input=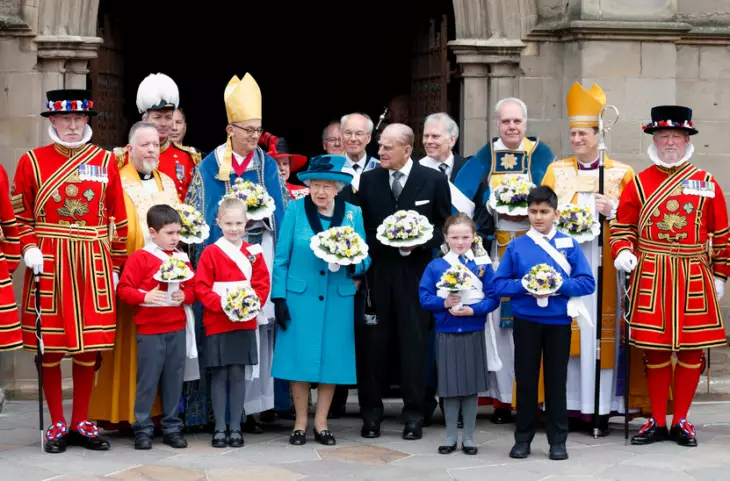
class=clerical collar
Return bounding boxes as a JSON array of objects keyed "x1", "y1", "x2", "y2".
[
  {"x1": 138, "y1": 170, "x2": 153, "y2": 181},
  {"x1": 577, "y1": 158, "x2": 599, "y2": 170}
]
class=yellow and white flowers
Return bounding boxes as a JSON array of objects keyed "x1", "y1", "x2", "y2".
[
  {"x1": 156, "y1": 257, "x2": 193, "y2": 282},
  {"x1": 521, "y1": 263, "x2": 563, "y2": 307},
  {"x1": 489, "y1": 175, "x2": 535, "y2": 216},
  {"x1": 310, "y1": 226, "x2": 369, "y2": 271},
  {"x1": 175, "y1": 203, "x2": 210, "y2": 244},
  {"x1": 376, "y1": 210, "x2": 434, "y2": 252},
  {"x1": 221, "y1": 178, "x2": 276, "y2": 221},
  {"x1": 222, "y1": 285, "x2": 261, "y2": 322},
  {"x1": 556, "y1": 204, "x2": 601, "y2": 243}
]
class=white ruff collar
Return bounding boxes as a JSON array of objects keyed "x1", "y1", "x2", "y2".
[
  {"x1": 648, "y1": 143, "x2": 694, "y2": 169},
  {"x1": 48, "y1": 124, "x2": 93, "y2": 149}
]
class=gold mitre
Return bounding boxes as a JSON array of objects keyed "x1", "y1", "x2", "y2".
[
  {"x1": 224, "y1": 73, "x2": 261, "y2": 124},
  {"x1": 566, "y1": 82, "x2": 606, "y2": 128}
]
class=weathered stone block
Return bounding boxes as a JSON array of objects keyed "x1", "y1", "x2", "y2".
[
  {"x1": 677, "y1": 45, "x2": 700, "y2": 80},
  {"x1": 518, "y1": 77, "x2": 544, "y2": 119},
  {"x1": 562, "y1": 42, "x2": 583, "y2": 80},
  {"x1": 678, "y1": 0, "x2": 730, "y2": 26},
  {"x1": 543, "y1": 78, "x2": 563, "y2": 120},
  {"x1": 7, "y1": 72, "x2": 40, "y2": 117},
  {"x1": 699, "y1": 46, "x2": 730, "y2": 81},
  {"x1": 581, "y1": 41, "x2": 641, "y2": 78},
  {"x1": 520, "y1": 42, "x2": 563, "y2": 78},
  {"x1": 527, "y1": 119, "x2": 563, "y2": 157},
  {"x1": 581, "y1": 0, "x2": 677, "y2": 22},
  {"x1": 462, "y1": 119, "x2": 489, "y2": 157},
  {"x1": 691, "y1": 121, "x2": 730, "y2": 155},
  {"x1": 0, "y1": 37, "x2": 36, "y2": 73},
  {"x1": 573, "y1": 77, "x2": 627, "y2": 111},
  {"x1": 690, "y1": 153, "x2": 730, "y2": 192},
  {"x1": 623, "y1": 78, "x2": 676, "y2": 121},
  {"x1": 0, "y1": 116, "x2": 36, "y2": 148},
  {"x1": 677, "y1": 79, "x2": 730, "y2": 122},
  {"x1": 607, "y1": 120, "x2": 644, "y2": 156},
  {"x1": 641, "y1": 42, "x2": 677, "y2": 79}
]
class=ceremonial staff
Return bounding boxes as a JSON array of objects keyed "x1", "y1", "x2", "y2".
[
  {"x1": 593, "y1": 104, "x2": 619, "y2": 438},
  {"x1": 34, "y1": 274, "x2": 45, "y2": 453},
  {"x1": 617, "y1": 270, "x2": 631, "y2": 444}
]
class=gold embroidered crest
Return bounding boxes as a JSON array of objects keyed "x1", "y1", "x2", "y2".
[
  {"x1": 666, "y1": 199, "x2": 679, "y2": 212},
  {"x1": 682, "y1": 202, "x2": 695, "y2": 215},
  {"x1": 83, "y1": 188, "x2": 95, "y2": 201},
  {"x1": 51, "y1": 189, "x2": 62, "y2": 203},
  {"x1": 65, "y1": 185, "x2": 79, "y2": 198},
  {"x1": 500, "y1": 154, "x2": 518, "y2": 170},
  {"x1": 57, "y1": 198, "x2": 89, "y2": 220},
  {"x1": 657, "y1": 213, "x2": 688, "y2": 232},
  {"x1": 652, "y1": 208, "x2": 661, "y2": 218}
]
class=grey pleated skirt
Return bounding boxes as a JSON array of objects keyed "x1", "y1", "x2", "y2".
[
  {"x1": 436, "y1": 330, "x2": 489, "y2": 398},
  {"x1": 203, "y1": 329, "x2": 258, "y2": 368}
]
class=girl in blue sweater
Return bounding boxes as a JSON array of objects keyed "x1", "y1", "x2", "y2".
[{"x1": 419, "y1": 213, "x2": 499, "y2": 455}]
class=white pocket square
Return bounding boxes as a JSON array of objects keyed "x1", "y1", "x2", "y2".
[{"x1": 415, "y1": 200, "x2": 430, "y2": 206}]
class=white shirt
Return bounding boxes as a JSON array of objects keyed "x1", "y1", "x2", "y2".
[
  {"x1": 419, "y1": 153, "x2": 454, "y2": 177},
  {"x1": 493, "y1": 138, "x2": 526, "y2": 152},
  {"x1": 528, "y1": 226, "x2": 557, "y2": 241},
  {"x1": 390, "y1": 157, "x2": 413, "y2": 190},
  {"x1": 345, "y1": 152, "x2": 369, "y2": 186}
]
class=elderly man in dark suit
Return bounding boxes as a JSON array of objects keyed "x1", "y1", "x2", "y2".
[{"x1": 355, "y1": 123, "x2": 451, "y2": 440}]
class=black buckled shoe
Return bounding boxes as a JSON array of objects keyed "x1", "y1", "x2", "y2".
[
  {"x1": 631, "y1": 418, "x2": 669, "y2": 445},
  {"x1": 44, "y1": 421, "x2": 68, "y2": 454},
  {"x1": 313, "y1": 428, "x2": 336, "y2": 446},
  {"x1": 289, "y1": 429, "x2": 306, "y2": 445},
  {"x1": 549, "y1": 443, "x2": 568, "y2": 460},
  {"x1": 461, "y1": 443, "x2": 478, "y2": 455},
  {"x1": 228, "y1": 429, "x2": 244, "y2": 448},
  {"x1": 211, "y1": 429, "x2": 228, "y2": 448},
  {"x1": 402, "y1": 421, "x2": 422, "y2": 440},
  {"x1": 134, "y1": 434, "x2": 152, "y2": 450},
  {"x1": 438, "y1": 443, "x2": 457, "y2": 454},
  {"x1": 162, "y1": 432, "x2": 188, "y2": 448},
  {"x1": 67, "y1": 421, "x2": 110, "y2": 451},
  {"x1": 509, "y1": 441, "x2": 531, "y2": 459},
  {"x1": 669, "y1": 419, "x2": 698, "y2": 447}
]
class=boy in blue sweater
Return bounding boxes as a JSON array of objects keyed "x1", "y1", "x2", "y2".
[{"x1": 493, "y1": 185, "x2": 595, "y2": 461}]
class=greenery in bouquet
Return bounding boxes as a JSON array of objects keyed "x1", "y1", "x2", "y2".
[
  {"x1": 557, "y1": 204, "x2": 595, "y2": 235},
  {"x1": 158, "y1": 257, "x2": 193, "y2": 281},
  {"x1": 436, "y1": 263, "x2": 473, "y2": 291},
  {"x1": 316, "y1": 226, "x2": 366, "y2": 261},
  {"x1": 472, "y1": 236, "x2": 488, "y2": 257},
  {"x1": 494, "y1": 176, "x2": 535, "y2": 208},
  {"x1": 523, "y1": 263, "x2": 562, "y2": 293},
  {"x1": 222, "y1": 285, "x2": 261, "y2": 322},
  {"x1": 175, "y1": 203, "x2": 209, "y2": 242},
  {"x1": 382, "y1": 210, "x2": 426, "y2": 241}
]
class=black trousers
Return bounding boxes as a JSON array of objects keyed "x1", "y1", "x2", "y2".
[
  {"x1": 513, "y1": 317, "x2": 571, "y2": 445},
  {"x1": 356, "y1": 261, "x2": 430, "y2": 424}
]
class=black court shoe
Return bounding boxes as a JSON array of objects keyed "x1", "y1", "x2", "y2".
[
  {"x1": 289, "y1": 429, "x2": 306, "y2": 445},
  {"x1": 313, "y1": 428, "x2": 336, "y2": 446}
]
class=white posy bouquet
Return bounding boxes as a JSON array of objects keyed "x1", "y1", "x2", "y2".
[
  {"x1": 310, "y1": 225, "x2": 369, "y2": 272},
  {"x1": 521, "y1": 263, "x2": 563, "y2": 307},
  {"x1": 375, "y1": 210, "x2": 434, "y2": 255},
  {"x1": 153, "y1": 256, "x2": 194, "y2": 304},
  {"x1": 489, "y1": 175, "x2": 535, "y2": 216},
  {"x1": 221, "y1": 178, "x2": 276, "y2": 221},
  {"x1": 221, "y1": 285, "x2": 261, "y2": 322},
  {"x1": 175, "y1": 203, "x2": 210, "y2": 244},
  {"x1": 556, "y1": 204, "x2": 601, "y2": 243}
]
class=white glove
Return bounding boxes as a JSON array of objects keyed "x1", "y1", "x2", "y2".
[
  {"x1": 614, "y1": 251, "x2": 637, "y2": 273},
  {"x1": 113, "y1": 272, "x2": 119, "y2": 289},
  {"x1": 23, "y1": 247, "x2": 44, "y2": 275},
  {"x1": 715, "y1": 277, "x2": 725, "y2": 301}
]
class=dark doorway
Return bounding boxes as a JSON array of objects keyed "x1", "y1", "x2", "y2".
[{"x1": 94, "y1": 0, "x2": 457, "y2": 159}]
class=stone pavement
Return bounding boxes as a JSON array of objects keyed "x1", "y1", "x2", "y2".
[{"x1": 1, "y1": 398, "x2": 730, "y2": 481}]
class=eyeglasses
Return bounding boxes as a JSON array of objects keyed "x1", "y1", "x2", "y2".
[
  {"x1": 343, "y1": 130, "x2": 368, "y2": 138},
  {"x1": 232, "y1": 124, "x2": 263, "y2": 136},
  {"x1": 324, "y1": 137, "x2": 342, "y2": 144}
]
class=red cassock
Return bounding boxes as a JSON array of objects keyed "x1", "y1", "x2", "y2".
[
  {"x1": 11, "y1": 143, "x2": 129, "y2": 354},
  {"x1": 195, "y1": 241, "x2": 270, "y2": 335},
  {"x1": 610, "y1": 162, "x2": 729, "y2": 351},
  {"x1": 0, "y1": 165, "x2": 22, "y2": 351}
]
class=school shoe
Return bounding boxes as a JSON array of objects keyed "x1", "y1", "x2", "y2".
[
  {"x1": 67, "y1": 421, "x2": 111, "y2": 451},
  {"x1": 135, "y1": 434, "x2": 152, "y2": 450},
  {"x1": 163, "y1": 432, "x2": 188, "y2": 448},
  {"x1": 669, "y1": 419, "x2": 698, "y2": 447},
  {"x1": 630, "y1": 417, "x2": 669, "y2": 445},
  {"x1": 509, "y1": 441, "x2": 531, "y2": 459},
  {"x1": 438, "y1": 443, "x2": 457, "y2": 454},
  {"x1": 461, "y1": 443, "x2": 478, "y2": 455},
  {"x1": 211, "y1": 430, "x2": 228, "y2": 448},
  {"x1": 549, "y1": 443, "x2": 568, "y2": 460},
  {"x1": 228, "y1": 429, "x2": 244, "y2": 448}
]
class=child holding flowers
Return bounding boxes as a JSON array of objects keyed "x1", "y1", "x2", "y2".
[
  {"x1": 116, "y1": 205, "x2": 196, "y2": 451},
  {"x1": 194, "y1": 198, "x2": 271, "y2": 448},
  {"x1": 418, "y1": 213, "x2": 500, "y2": 456},
  {"x1": 493, "y1": 186, "x2": 595, "y2": 461}
]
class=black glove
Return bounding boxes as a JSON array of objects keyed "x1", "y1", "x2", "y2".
[{"x1": 273, "y1": 298, "x2": 291, "y2": 331}]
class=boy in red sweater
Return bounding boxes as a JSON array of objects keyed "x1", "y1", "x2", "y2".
[
  {"x1": 195, "y1": 197, "x2": 270, "y2": 448},
  {"x1": 117, "y1": 204, "x2": 195, "y2": 450}
]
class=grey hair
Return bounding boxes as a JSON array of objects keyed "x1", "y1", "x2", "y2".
[
  {"x1": 321, "y1": 121, "x2": 341, "y2": 140},
  {"x1": 494, "y1": 97, "x2": 528, "y2": 122},
  {"x1": 424, "y1": 112, "x2": 459, "y2": 140},
  {"x1": 128, "y1": 120, "x2": 159, "y2": 144},
  {"x1": 340, "y1": 113, "x2": 374, "y2": 134},
  {"x1": 302, "y1": 179, "x2": 346, "y2": 193}
]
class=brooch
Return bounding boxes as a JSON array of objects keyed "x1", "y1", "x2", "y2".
[
  {"x1": 478, "y1": 265, "x2": 485, "y2": 277},
  {"x1": 247, "y1": 253, "x2": 257, "y2": 263},
  {"x1": 347, "y1": 211, "x2": 354, "y2": 222}
]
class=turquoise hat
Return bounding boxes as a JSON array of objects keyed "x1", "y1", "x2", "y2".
[{"x1": 297, "y1": 155, "x2": 353, "y2": 186}]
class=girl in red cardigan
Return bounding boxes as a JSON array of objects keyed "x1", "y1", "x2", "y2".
[{"x1": 195, "y1": 198, "x2": 271, "y2": 448}]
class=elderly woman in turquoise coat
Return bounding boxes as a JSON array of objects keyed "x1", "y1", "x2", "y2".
[{"x1": 271, "y1": 154, "x2": 370, "y2": 447}]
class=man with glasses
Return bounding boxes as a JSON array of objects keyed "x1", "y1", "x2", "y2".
[
  {"x1": 322, "y1": 121, "x2": 345, "y2": 156},
  {"x1": 184, "y1": 73, "x2": 287, "y2": 432},
  {"x1": 341, "y1": 113, "x2": 381, "y2": 196}
]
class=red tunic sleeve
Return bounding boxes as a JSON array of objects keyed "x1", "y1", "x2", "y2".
[
  {"x1": 0, "y1": 165, "x2": 21, "y2": 272},
  {"x1": 707, "y1": 177, "x2": 730, "y2": 281},
  {"x1": 610, "y1": 177, "x2": 640, "y2": 258},
  {"x1": 10, "y1": 152, "x2": 40, "y2": 254}
]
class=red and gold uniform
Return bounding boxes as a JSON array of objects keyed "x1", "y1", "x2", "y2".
[
  {"x1": 287, "y1": 182, "x2": 309, "y2": 200},
  {"x1": 0, "y1": 164, "x2": 22, "y2": 351},
  {"x1": 610, "y1": 105, "x2": 728, "y2": 447},
  {"x1": 11, "y1": 87, "x2": 129, "y2": 453},
  {"x1": 114, "y1": 139, "x2": 200, "y2": 201}
]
